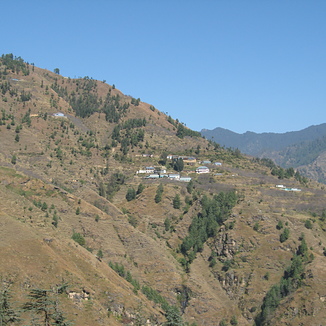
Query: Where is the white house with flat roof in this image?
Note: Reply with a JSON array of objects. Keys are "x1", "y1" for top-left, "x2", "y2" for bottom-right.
[{"x1": 196, "y1": 166, "x2": 209, "y2": 174}]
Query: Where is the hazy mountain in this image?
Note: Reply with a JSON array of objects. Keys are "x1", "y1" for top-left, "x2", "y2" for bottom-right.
[
  {"x1": 1, "y1": 53, "x2": 326, "y2": 326},
  {"x1": 201, "y1": 125, "x2": 326, "y2": 183}
]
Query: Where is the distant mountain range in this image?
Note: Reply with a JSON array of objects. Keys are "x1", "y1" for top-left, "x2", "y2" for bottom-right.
[{"x1": 201, "y1": 124, "x2": 326, "y2": 183}]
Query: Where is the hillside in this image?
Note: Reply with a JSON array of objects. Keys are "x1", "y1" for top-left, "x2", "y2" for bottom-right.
[
  {"x1": 1, "y1": 54, "x2": 326, "y2": 326},
  {"x1": 201, "y1": 126, "x2": 326, "y2": 183}
]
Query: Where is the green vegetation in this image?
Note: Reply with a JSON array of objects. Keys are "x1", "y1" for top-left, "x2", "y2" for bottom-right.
[
  {"x1": 173, "y1": 194, "x2": 181, "y2": 209},
  {"x1": 155, "y1": 183, "x2": 164, "y2": 203},
  {"x1": 186, "y1": 180, "x2": 194, "y2": 194},
  {"x1": 271, "y1": 166, "x2": 296, "y2": 179},
  {"x1": 52, "y1": 211, "x2": 59, "y2": 228},
  {"x1": 164, "y1": 218, "x2": 171, "y2": 231},
  {"x1": 255, "y1": 237, "x2": 310, "y2": 325},
  {"x1": 304, "y1": 219, "x2": 313, "y2": 229},
  {"x1": 22, "y1": 286, "x2": 71, "y2": 326},
  {"x1": 11, "y1": 155, "x2": 16, "y2": 165},
  {"x1": 219, "y1": 319, "x2": 227, "y2": 326},
  {"x1": 279, "y1": 228, "x2": 290, "y2": 243},
  {"x1": 180, "y1": 191, "x2": 237, "y2": 268},
  {"x1": 126, "y1": 187, "x2": 136, "y2": 201},
  {"x1": 108, "y1": 261, "x2": 140, "y2": 294},
  {"x1": 0, "y1": 282, "x2": 71, "y2": 326},
  {"x1": 176, "y1": 123, "x2": 201, "y2": 139},
  {"x1": 108, "y1": 261, "x2": 184, "y2": 324},
  {"x1": 230, "y1": 315, "x2": 238, "y2": 325},
  {"x1": 71, "y1": 232, "x2": 85, "y2": 246},
  {"x1": 111, "y1": 118, "x2": 146, "y2": 155},
  {"x1": 276, "y1": 220, "x2": 283, "y2": 230},
  {"x1": 137, "y1": 183, "x2": 145, "y2": 195},
  {"x1": 173, "y1": 158, "x2": 184, "y2": 172},
  {"x1": 0, "y1": 284, "x2": 19, "y2": 325},
  {"x1": 164, "y1": 305, "x2": 184, "y2": 326},
  {"x1": 1, "y1": 53, "x2": 30, "y2": 75},
  {"x1": 102, "y1": 173, "x2": 126, "y2": 200},
  {"x1": 51, "y1": 77, "x2": 129, "y2": 120},
  {"x1": 97, "y1": 249, "x2": 103, "y2": 259}
]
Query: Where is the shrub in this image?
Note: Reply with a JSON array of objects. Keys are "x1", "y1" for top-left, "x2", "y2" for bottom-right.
[
  {"x1": 173, "y1": 194, "x2": 181, "y2": 209},
  {"x1": 155, "y1": 184, "x2": 164, "y2": 203},
  {"x1": 304, "y1": 219, "x2": 313, "y2": 229},
  {"x1": 137, "y1": 183, "x2": 145, "y2": 194},
  {"x1": 276, "y1": 220, "x2": 283, "y2": 230},
  {"x1": 11, "y1": 155, "x2": 17, "y2": 165},
  {"x1": 126, "y1": 188, "x2": 136, "y2": 201},
  {"x1": 280, "y1": 228, "x2": 290, "y2": 243},
  {"x1": 71, "y1": 232, "x2": 85, "y2": 246},
  {"x1": 164, "y1": 218, "x2": 171, "y2": 231},
  {"x1": 230, "y1": 315, "x2": 238, "y2": 326},
  {"x1": 97, "y1": 249, "x2": 103, "y2": 259}
]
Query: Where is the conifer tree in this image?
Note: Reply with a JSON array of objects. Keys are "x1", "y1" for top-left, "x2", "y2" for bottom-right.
[
  {"x1": 0, "y1": 286, "x2": 20, "y2": 325},
  {"x1": 22, "y1": 289, "x2": 53, "y2": 326},
  {"x1": 22, "y1": 287, "x2": 71, "y2": 326},
  {"x1": 173, "y1": 194, "x2": 181, "y2": 209}
]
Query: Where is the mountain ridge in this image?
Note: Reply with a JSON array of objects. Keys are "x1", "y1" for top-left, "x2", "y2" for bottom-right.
[{"x1": 201, "y1": 124, "x2": 326, "y2": 183}]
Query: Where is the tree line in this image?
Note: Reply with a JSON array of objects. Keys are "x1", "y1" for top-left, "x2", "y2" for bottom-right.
[
  {"x1": 180, "y1": 191, "x2": 238, "y2": 270},
  {"x1": 255, "y1": 235, "x2": 312, "y2": 325}
]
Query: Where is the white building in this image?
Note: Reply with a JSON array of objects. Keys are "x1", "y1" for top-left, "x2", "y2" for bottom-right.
[{"x1": 196, "y1": 166, "x2": 210, "y2": 174}]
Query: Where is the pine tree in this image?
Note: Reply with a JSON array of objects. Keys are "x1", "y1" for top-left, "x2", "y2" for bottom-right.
[
  {"x1": 11, "y1": 155, "x2": 16, "y2": 165},
  {"x1": 155, "y1": 184, "x2": 164, "y2": 203},
  {"x1": 164, "y1": 305, "x2": 183, "y2": 326},
  {"x1": 136, "y1": 183, "x2": 145, "y2": 195},
  {"x1": 173, "y1": 194, "x2": 181, "y2": 209},
  {"x1": 126, "y1": 188, "x2": 136, "y2": 201},
  {"x1": 0, "y1": 286, "x2": 20, "y2": 325},
  {"x1": 22, "y1": 287, "x2": 72, "y2": 326},
  {"x1": 22, "y1": 289, "x2": 54, "y2": 326}
]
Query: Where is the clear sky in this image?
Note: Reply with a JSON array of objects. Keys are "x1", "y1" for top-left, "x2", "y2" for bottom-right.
[{"x1": 1, "y1": 1, "x2": 326, "y2": 134}]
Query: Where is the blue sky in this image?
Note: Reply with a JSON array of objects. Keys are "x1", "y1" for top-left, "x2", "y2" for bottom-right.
[{"x1": 1, "y1": 1, "x2": 326, "y2": 134}]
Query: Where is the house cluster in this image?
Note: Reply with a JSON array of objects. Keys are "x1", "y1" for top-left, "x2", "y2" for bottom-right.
[
  {"x1": 166, "y1": 155, "x2": 222, "y2": 170},
  {"x1": 135, "y1": 153, "x2": 155, "y2": 158},
  {"x1": 136, "y1": 166, "x2": 192, "y2": 182},
  {"x1": 275, "y1": 185, "x2": 302, "y2": 192},
  {"x1": 137, "y1": 166, "x2": 166, "y2": 174},
  {"x1": 166, "y1": 155, "x2": 197, "y2": 165},
  {"x1": 135, "y1": 155, "x2": 223, "y2": 182},
  {"x1": 146, "y1": 173, "x2": 192, "y2": 182},
  {"x1": 194, "y1": 160, "x2": 222, "y2": 174},
  {"x1": 196, "y1": 166, "x2": 210, "y2": 174}
]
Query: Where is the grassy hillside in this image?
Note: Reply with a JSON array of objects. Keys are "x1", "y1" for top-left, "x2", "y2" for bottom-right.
[{"x1": 1, "y1": 54, "x2": 326, "y2": 326}]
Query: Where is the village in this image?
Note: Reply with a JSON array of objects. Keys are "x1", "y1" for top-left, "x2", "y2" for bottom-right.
[
  {"x1": 275, "y1": 184, "x2": 302, "y2": 192},
  {"x1": 135, "y1": 154, "x2": 223, "y2": 183}
]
